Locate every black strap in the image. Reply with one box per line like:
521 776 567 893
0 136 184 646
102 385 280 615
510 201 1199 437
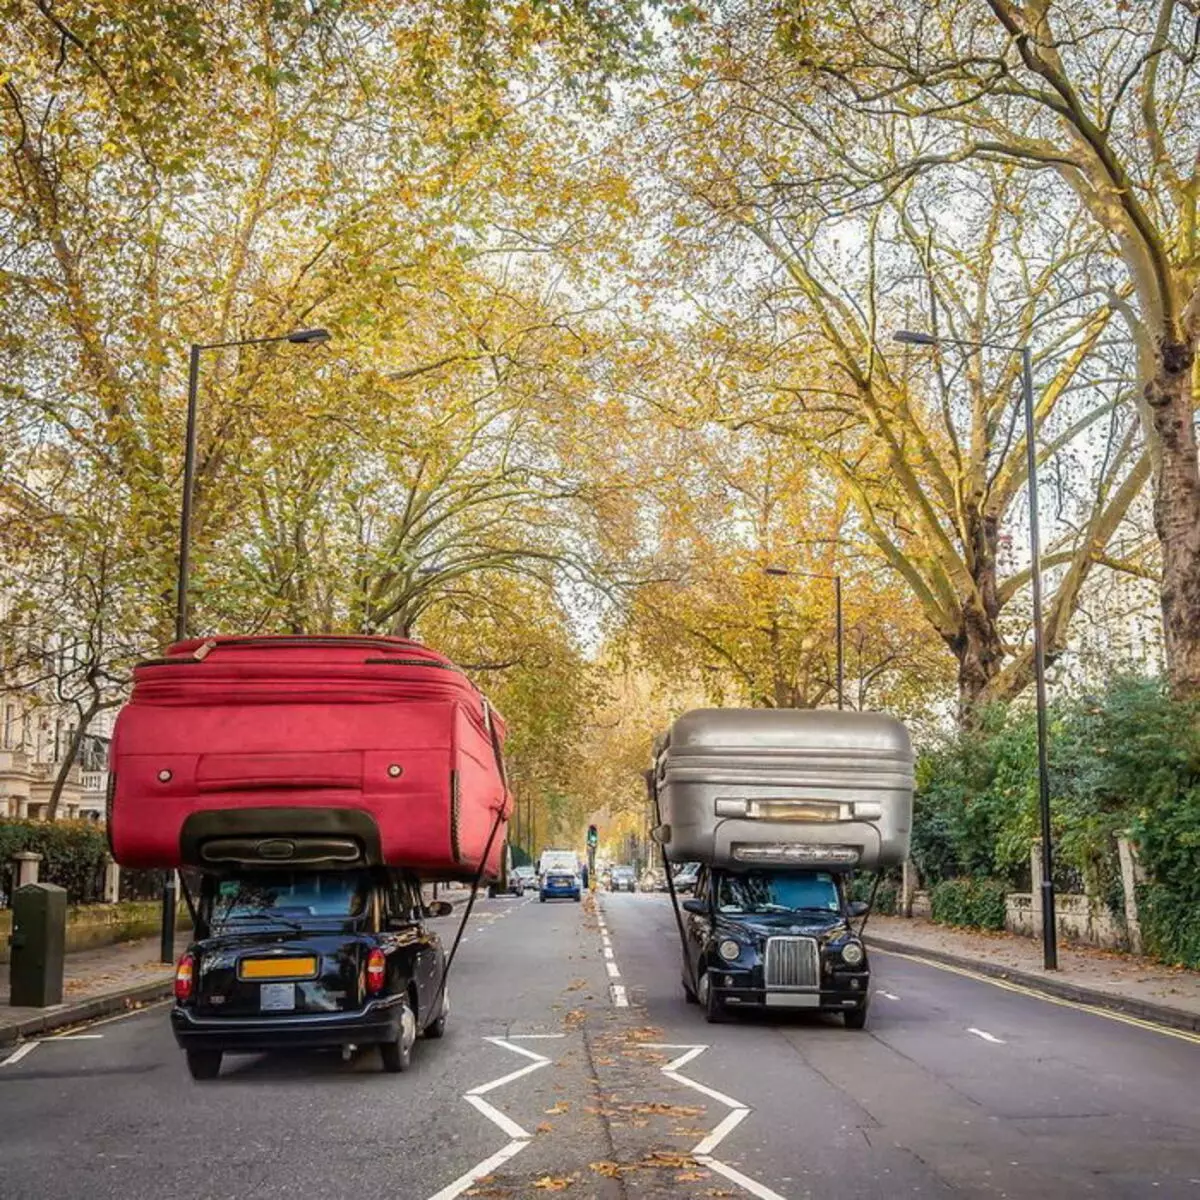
430 804 506 1018
648 767 700 996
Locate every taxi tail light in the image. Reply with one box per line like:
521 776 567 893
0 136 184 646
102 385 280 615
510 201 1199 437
174 953 195 1001
365 948 386 995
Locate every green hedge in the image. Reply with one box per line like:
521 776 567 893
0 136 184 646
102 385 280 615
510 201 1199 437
848 873 899 916
0 819 110 904
930 878 1007 931
1138 884 1200 970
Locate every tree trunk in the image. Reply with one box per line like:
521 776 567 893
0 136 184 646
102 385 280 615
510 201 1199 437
46 697 102 821
1146 335 1200 698
949 508 1005 722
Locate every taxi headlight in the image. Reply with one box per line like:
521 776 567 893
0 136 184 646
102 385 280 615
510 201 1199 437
718 939 741 962
841 940 865 967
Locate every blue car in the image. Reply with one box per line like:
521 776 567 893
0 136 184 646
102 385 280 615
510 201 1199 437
540 869 582 902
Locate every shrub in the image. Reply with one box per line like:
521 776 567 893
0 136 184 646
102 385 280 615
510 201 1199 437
930 878 1007 931
1138 883 1200 969
0 820 110 904
848 873 899 916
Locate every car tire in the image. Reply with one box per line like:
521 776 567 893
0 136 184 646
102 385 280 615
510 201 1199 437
844 1005 869 1030
697 970 726 1024
539 895 547 903
424 984 449 1040
185 1049 222 1081
574 894 581 902
381 1000 416 1072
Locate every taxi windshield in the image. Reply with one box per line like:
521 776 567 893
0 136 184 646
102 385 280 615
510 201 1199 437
716 870 840 915
211 871 368 931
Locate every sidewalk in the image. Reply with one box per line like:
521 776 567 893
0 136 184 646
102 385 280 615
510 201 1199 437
0 935 174 1048
866 914 1200 1033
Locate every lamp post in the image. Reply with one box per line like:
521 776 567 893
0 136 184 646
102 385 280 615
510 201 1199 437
763 566 844 710
161 327 330 964
893 328 1058 970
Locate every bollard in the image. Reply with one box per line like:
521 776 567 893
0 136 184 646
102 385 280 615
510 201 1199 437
12 851 42 889
9 882 67 1007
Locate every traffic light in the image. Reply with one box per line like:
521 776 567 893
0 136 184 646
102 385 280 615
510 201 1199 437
586 824 598 847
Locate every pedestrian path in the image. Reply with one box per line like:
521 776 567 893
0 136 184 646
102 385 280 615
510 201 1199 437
0 935 173 1045
867 915 1200 1030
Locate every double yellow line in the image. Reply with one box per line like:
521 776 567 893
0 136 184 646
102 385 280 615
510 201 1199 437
872 947 1200 1046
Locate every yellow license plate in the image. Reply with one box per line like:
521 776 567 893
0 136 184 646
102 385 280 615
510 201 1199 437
238 956 318 981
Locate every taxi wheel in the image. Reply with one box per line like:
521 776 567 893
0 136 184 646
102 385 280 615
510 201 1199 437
381 1002 416 1072
185 1049 222 1081
844 1005 869 1030
425 988 449 1040
697 970 726 1024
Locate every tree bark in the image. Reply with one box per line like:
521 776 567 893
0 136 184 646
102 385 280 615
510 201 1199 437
1146 331 1200 698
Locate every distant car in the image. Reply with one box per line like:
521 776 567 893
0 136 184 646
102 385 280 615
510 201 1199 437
640 867 667 892
512 866 538 893
672 863 700 894
609 866 637 893
540 867 582 902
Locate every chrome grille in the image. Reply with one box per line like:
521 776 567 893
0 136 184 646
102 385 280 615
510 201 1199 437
764 936 819 988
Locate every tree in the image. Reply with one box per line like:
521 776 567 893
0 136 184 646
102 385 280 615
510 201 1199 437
633 24 1153 716
762 0 1200 696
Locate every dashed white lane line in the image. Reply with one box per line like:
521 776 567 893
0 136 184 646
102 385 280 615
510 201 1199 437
611 984 629 1008
643 1043 787 1200
425 1036 553 1200
967 1027 1007 1044
596 900 629 1008
606 961 621 978
878 991 901 1001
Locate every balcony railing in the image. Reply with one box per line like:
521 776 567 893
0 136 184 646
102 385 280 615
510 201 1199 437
81 771 106 794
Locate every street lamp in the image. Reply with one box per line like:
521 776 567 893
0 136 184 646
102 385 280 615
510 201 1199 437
163 327 330 964
893 327 1058 971
175 328 331 643
764 566 844 710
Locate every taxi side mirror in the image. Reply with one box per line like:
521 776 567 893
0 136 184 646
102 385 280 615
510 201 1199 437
847 900 869 918
681 898 707 915
425 901 454 918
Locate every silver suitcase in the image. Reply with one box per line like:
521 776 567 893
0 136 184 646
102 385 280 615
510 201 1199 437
652 709 913 871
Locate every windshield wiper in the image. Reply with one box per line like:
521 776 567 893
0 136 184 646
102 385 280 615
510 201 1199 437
222 909 306 932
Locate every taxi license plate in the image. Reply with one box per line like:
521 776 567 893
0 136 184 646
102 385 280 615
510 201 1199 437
765 993 820 1008
239 956 318 981
260 982 296 1012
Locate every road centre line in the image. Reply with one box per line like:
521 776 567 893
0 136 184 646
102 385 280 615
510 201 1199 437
642 1043 787 1200
426 1037 553 1200
967 1027 1006 1044
610 984 629 1007
872 947 1200 1046
606 961 621 978
603 946 614 959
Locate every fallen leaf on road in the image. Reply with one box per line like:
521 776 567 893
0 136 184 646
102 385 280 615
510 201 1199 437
536 1123 554 1134
545 1102 570 1115
533 1175 575 1190
565 979 587 992
676 1171 710 1182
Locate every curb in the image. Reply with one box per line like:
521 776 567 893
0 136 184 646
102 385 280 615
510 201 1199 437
866 934 1200 1035
0 977 174 1049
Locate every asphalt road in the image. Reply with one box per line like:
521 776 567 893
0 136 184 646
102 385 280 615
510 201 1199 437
0 890 1197 1200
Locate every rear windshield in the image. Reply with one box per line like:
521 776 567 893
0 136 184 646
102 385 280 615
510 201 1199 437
211 871 368 930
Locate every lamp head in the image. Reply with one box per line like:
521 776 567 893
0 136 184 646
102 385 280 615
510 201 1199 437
892 330 938 347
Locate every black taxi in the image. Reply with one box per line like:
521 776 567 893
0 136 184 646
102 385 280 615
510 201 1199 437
171 867 451 1079
679 865 871 1027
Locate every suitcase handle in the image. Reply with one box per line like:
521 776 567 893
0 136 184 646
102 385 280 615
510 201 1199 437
196 751 360 792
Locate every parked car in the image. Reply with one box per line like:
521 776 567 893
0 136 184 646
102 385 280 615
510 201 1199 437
540 867 582 902
671 862 700 893
511 866 538 893
609 865 637 893
171 867 451 1080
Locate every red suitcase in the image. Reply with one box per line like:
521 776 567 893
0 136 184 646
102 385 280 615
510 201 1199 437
107 635 512 877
